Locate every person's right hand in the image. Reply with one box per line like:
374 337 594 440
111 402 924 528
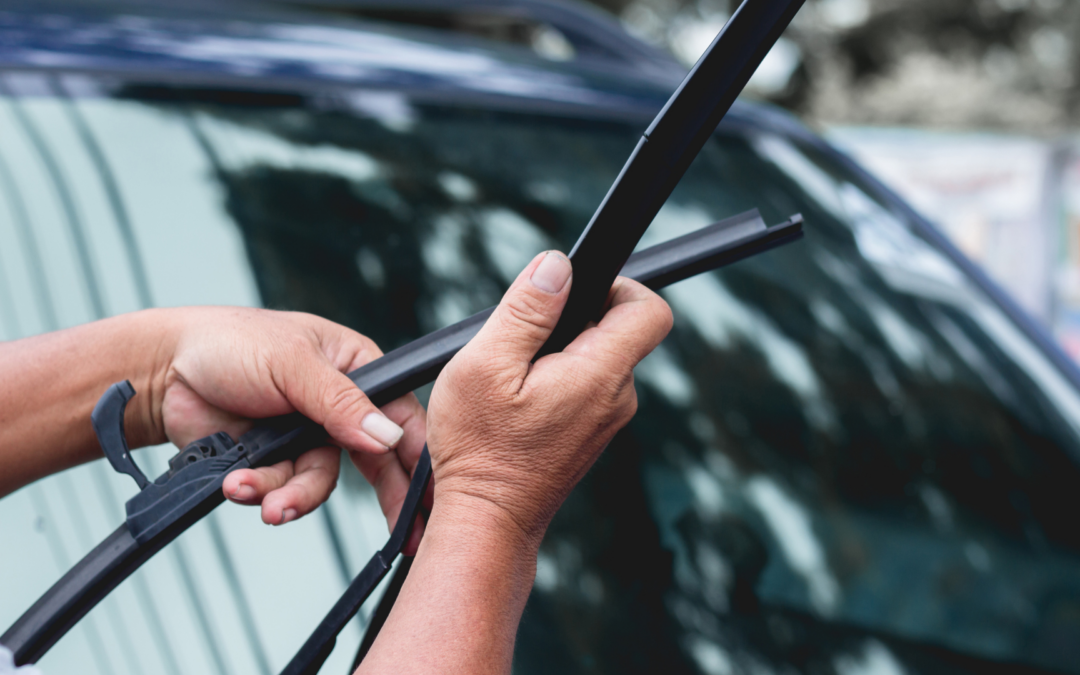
426 251 672 546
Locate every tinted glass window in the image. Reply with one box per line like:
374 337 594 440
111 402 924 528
2 74 1079 675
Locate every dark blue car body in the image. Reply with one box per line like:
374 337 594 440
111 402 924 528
2 2 1080 674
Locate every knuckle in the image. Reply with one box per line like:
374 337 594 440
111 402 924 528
603 344 637 375
266 466 293 489
309 472 338 502
590 369 636 429
337 326 383 364
303 459 340 489
358 337 382 361
654 297 675 335
457 349 519 399
285 483 313 508
281 330 314 355
620 386 639 423
324 381 370 422
303 473 338 504
502 290 556 335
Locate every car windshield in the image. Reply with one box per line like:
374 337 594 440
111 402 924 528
2 73 1080 675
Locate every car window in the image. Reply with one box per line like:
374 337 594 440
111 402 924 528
2 73 1079 675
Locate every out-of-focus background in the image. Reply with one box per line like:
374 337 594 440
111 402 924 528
7 3 1080 673
583 0 1080 358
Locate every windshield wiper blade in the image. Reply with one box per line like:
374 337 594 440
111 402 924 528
283 213 802 675
335 0 807 667
538 0 806 357
2 210 802 667
5 0 807 668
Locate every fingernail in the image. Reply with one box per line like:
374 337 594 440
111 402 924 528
280 508 298 525
530 252 571 293
361 412 404 449
230 484 256 501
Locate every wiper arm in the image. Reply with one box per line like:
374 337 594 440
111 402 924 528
2 210 800 667
3 0 807 669
284 212 802 675
293 0 807 669
540 0 806 357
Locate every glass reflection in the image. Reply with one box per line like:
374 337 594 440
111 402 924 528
3 79 1080 674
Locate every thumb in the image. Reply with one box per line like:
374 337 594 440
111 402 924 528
468 251 572 374
285 352 404 455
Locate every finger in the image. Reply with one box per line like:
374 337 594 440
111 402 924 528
562 277 673 370
380 394 427 475
223 459 296 504
280 347 404 455
352 447 411 526
343 391 428 547
260 446 341 525
465 250 572 384
336 341 426 474
351 445 426 554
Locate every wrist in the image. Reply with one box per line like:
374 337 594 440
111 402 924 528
358 484 541 673
428 487 544 571
121 309 184 449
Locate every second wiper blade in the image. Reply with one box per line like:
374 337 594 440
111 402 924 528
348 210 801 407
2 209 802 666
281 211 803 675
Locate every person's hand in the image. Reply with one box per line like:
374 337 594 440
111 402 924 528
426 251 672 545
158 308 427 542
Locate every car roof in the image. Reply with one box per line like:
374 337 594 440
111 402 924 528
9 0 1073 397
0 1 665 99
0 0 811 138
4 0 1077 398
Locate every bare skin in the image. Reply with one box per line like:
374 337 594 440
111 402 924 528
0 307 429 546
0 251 672 674
360 252 672 674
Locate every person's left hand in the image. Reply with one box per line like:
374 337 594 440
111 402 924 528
157 307 427 546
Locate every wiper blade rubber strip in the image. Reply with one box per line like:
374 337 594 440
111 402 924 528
4 0 808 668
3 210 802 666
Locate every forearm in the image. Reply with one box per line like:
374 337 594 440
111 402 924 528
0 309 178 495
358 491 539 674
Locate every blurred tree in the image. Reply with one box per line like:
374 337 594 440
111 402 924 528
599 0 1080 132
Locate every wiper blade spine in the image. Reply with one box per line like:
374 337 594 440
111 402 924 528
2 209 802 666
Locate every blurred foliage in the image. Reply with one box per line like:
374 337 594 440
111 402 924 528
596 0 1080 132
